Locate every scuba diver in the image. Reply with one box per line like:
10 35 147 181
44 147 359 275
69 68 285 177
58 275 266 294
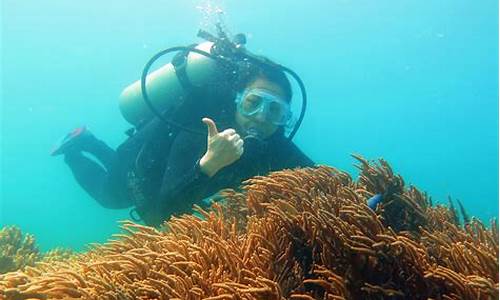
51 28 315 227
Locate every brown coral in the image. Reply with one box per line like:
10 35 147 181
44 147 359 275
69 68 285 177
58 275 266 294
0 156 497 300
0 226 39 274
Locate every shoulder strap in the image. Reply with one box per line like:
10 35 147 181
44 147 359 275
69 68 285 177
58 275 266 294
171 43 198 92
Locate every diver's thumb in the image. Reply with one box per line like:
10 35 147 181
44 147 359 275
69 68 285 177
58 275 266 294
202 117 218 138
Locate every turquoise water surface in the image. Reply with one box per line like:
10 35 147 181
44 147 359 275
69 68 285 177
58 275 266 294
1 0 498 251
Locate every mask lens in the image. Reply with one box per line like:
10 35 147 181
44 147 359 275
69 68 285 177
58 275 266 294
241 94 263 115
268 101 288 123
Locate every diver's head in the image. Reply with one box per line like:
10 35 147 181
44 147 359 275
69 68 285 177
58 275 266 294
234 64 292 140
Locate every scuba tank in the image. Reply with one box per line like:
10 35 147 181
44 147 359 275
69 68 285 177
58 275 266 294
119 42 221 127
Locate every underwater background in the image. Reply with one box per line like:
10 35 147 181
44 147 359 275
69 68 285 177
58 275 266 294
1 0 498 252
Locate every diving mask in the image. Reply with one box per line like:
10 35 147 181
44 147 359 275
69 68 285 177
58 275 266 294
235 88 291 126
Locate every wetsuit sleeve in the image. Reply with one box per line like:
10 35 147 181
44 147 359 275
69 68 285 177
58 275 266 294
155 132 212 223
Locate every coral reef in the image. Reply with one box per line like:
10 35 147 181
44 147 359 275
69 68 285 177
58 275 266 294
0 156 498 299
0 226 39 274
39 248 75 264
0 226 74 275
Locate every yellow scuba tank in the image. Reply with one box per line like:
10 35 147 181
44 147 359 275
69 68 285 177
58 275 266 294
118 42 219 126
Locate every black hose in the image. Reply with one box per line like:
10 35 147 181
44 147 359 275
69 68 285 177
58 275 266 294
140 46 221 136
140 45 307 140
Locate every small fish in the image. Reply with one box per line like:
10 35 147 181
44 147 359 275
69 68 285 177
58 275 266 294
367 194 383 210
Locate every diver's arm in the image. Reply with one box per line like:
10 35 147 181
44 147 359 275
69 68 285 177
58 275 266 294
157 116 244 216
156 131 213 219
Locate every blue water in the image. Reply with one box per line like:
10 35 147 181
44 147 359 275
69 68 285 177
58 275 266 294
1 0 498 251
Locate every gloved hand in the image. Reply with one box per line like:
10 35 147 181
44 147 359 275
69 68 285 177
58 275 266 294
199 117 244 177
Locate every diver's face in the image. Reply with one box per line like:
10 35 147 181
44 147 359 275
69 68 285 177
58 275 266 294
235 78 289 139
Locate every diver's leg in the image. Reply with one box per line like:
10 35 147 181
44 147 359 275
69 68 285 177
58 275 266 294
51 126 117 171
63 151 132 209
80 135 118 171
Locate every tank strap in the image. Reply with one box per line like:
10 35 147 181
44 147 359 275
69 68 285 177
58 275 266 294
171 44 198 92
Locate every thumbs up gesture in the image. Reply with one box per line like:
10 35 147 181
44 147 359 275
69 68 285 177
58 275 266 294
199 117 244 177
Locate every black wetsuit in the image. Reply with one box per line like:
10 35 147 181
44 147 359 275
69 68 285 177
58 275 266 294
64 100 314 227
